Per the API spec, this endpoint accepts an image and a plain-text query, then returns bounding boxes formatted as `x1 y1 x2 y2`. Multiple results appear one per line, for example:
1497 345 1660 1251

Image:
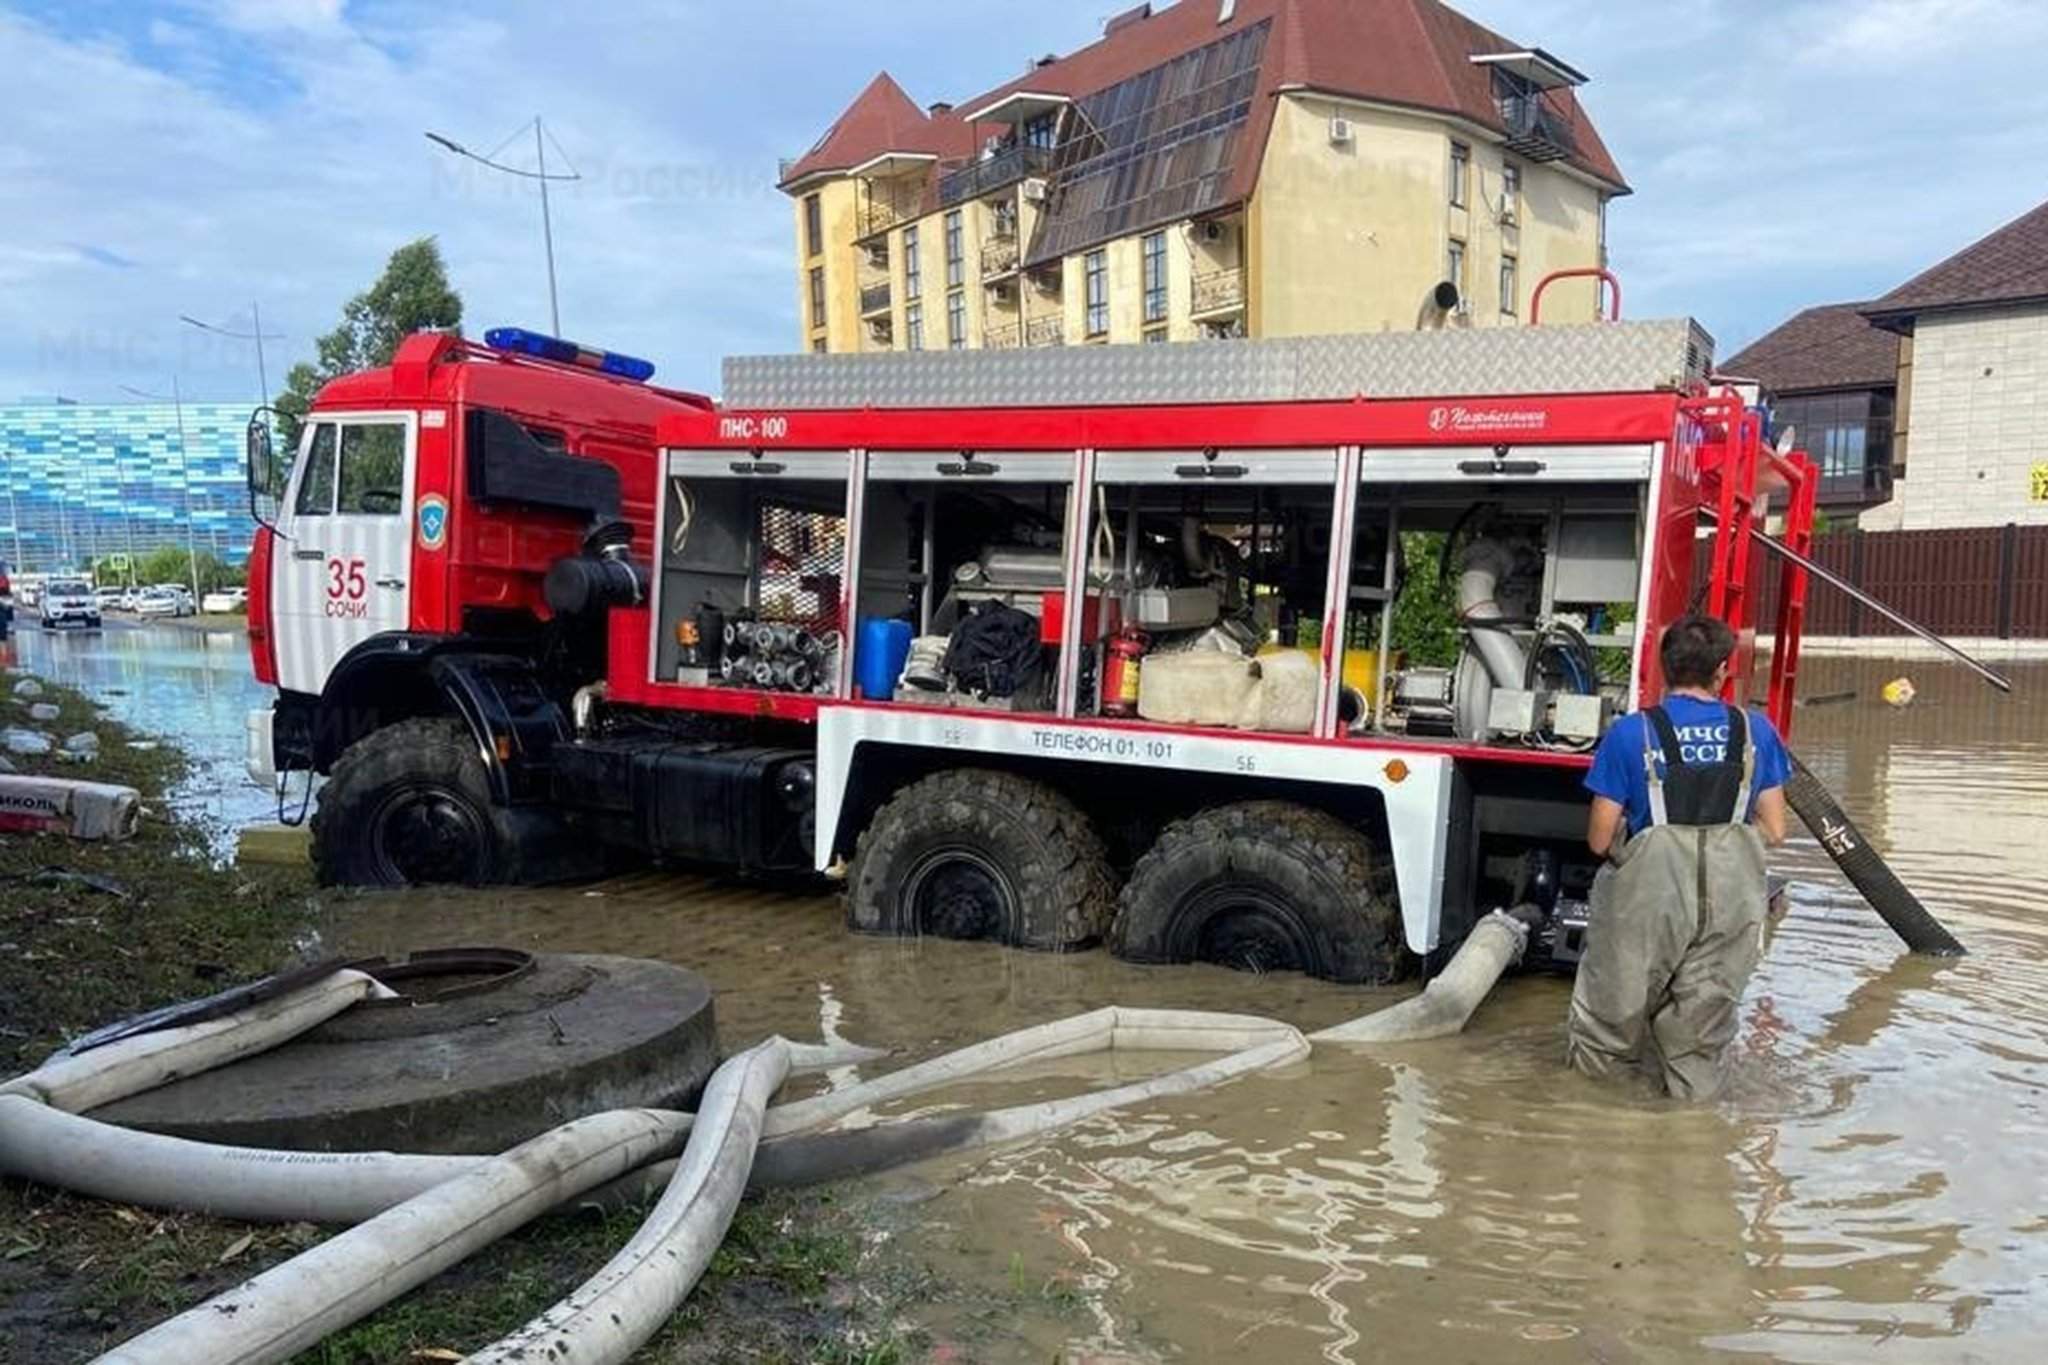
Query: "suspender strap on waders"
1640 704 1755 828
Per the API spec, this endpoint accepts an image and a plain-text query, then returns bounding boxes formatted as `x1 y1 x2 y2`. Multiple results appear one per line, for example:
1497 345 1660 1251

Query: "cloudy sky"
3 0 2044 405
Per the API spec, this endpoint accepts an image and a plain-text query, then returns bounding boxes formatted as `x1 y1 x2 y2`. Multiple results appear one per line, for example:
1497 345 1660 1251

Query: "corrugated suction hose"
1785 750 1964 956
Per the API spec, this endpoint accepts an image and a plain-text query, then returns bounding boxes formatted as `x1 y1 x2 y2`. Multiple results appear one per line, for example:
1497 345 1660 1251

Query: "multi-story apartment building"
779 0 1626 356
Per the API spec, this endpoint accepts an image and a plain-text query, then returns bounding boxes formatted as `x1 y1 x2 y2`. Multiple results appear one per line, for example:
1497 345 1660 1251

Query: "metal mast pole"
536 117 561 334
252 301 271 404
173 376 200 602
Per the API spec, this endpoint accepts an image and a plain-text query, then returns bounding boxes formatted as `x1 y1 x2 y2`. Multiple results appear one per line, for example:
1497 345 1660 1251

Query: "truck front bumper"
245 706 277 787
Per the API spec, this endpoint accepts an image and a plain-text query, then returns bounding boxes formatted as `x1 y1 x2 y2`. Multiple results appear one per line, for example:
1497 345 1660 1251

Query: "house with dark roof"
1861 200 2048 531
1733 199 2048 531
1723 303 1900 517
780 0 1626 355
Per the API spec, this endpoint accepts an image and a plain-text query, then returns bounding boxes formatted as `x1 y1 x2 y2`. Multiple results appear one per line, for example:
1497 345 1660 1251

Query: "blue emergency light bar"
483 327 656 383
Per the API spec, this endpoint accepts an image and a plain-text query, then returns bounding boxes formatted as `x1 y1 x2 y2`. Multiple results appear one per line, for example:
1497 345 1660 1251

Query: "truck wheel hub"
370 783 488 884
904 847 1016 940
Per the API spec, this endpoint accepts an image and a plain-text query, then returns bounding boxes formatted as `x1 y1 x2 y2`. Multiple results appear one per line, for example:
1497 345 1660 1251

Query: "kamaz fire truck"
244 288 1818 984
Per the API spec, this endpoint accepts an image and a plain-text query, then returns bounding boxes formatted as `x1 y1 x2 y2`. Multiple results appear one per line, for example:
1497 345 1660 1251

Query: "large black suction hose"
1784 750 1965 956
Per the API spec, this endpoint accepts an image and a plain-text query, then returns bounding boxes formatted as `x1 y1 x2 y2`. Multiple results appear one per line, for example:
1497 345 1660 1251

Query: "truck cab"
244 328 711 881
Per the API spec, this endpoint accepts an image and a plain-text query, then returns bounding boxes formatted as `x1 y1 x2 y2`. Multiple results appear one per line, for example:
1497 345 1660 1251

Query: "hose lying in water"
1784 750 1965 956
1311 911 1530 1044
7 930 1523 1365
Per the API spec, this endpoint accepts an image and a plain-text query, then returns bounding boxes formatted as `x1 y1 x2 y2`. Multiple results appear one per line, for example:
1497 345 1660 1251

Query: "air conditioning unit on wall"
1022 179 1048 203
1328 116 1354 146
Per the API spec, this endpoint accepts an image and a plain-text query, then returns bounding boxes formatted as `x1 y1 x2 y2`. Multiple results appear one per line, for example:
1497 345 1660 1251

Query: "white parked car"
95 586 126 612
201 588 248 614
40 580 102 629
135 587 195 619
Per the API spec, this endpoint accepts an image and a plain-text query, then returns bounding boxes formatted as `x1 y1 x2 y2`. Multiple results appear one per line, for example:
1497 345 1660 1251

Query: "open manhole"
91 950 718 1155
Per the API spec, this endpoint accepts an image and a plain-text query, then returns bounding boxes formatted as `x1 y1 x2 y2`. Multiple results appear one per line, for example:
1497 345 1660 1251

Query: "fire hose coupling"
719 615 833 694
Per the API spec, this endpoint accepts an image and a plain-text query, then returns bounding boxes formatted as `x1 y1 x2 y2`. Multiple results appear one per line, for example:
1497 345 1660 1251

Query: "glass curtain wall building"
0 399 250 573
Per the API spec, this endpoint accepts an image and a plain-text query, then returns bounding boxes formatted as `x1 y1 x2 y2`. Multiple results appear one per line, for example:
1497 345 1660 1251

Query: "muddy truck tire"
1785 751 1965 956
312 717 588 887
1110 800 1409 985
846 768 1116 951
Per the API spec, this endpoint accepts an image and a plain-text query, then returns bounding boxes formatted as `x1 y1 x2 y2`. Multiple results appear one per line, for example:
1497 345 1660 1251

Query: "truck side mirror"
246 408 283 529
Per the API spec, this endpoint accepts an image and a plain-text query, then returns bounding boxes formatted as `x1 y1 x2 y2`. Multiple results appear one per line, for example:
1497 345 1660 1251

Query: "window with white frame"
1085 249 1108 336
1142 231 1167 324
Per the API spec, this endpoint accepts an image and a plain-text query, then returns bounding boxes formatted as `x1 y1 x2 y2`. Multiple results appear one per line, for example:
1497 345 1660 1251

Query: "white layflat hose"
0 1097 479 1224
94 1108 692 1365
1312 912 1529 1044
467 1037 792 1364
18 934 1521 1365
0 968 391 1113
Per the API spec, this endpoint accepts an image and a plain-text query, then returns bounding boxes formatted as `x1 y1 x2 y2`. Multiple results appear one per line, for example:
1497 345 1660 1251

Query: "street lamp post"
424 117 581 333
119 380 203 604
180 305 282 407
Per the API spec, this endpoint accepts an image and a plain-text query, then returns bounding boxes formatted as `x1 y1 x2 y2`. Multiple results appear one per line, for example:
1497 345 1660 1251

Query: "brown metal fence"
1699 524 2048 639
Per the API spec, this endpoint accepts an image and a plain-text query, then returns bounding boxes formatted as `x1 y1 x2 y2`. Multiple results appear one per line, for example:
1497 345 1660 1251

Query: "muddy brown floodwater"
331 656 2048 1363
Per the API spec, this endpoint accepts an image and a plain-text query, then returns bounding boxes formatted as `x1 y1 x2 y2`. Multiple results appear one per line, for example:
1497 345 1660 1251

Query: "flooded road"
3 621 274 836
38 629 2042 1361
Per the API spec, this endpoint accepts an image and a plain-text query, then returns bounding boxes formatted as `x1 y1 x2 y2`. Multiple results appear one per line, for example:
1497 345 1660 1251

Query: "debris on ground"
26 703 60 722
60 733 101 762
11 678 44 698
0 868 133 899
1882 676 1918 708
4 729 53 757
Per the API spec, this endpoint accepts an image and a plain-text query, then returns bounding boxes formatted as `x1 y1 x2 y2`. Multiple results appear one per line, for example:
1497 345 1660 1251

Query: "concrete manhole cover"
91 950 718 1155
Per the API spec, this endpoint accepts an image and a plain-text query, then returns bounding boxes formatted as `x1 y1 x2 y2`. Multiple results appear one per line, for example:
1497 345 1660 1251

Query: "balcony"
981 235 1019 278
859 282 892 317
939 145 1056 207
1190 266 1245 319
984 321 1022 350
1497 92 1577 163
1818 462 1895 509
1025 315 1064 348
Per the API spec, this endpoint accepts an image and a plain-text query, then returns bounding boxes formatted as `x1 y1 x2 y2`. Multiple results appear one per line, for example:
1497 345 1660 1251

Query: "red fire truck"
245 298 1816 983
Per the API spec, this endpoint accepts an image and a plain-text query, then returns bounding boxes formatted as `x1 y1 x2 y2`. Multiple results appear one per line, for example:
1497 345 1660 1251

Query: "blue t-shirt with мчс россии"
1584 694 1790 835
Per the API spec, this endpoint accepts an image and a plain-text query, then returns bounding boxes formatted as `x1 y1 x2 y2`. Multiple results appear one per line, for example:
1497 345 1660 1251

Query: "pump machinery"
240 282 1823 986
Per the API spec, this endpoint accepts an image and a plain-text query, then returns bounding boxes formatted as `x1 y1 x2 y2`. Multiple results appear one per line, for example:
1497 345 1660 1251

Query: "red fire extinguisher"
1101 627 1149 717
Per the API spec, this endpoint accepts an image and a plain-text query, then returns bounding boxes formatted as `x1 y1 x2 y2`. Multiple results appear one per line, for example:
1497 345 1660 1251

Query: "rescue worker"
1567 612 1789 1100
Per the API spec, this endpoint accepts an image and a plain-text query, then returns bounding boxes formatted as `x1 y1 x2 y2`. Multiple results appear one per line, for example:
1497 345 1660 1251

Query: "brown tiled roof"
1863 199 2048 332
780 73 969 187
1723 303 1899 394
780 0 1627 197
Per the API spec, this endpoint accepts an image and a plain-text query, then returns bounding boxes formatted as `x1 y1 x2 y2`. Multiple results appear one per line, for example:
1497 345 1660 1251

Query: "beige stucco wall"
791 178 866 352
1884 305 2048 529
1249 94 1607 336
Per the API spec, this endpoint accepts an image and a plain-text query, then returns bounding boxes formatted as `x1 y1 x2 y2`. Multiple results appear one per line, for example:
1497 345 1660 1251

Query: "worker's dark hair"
1660 613 1737 687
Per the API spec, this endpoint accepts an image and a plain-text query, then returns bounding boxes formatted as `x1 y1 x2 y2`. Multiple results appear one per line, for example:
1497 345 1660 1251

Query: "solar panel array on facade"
1026 18 1271 266
0 400 249 572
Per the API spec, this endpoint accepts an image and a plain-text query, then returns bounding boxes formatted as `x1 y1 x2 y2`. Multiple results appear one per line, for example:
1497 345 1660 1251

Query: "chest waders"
1566 705 1769 1100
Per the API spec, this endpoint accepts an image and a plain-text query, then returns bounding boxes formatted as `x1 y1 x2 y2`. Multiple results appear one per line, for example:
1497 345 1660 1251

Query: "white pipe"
93 1108 691 1365
0 969 391 1113
1457 540 1527 692
1313 912 1528 1044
